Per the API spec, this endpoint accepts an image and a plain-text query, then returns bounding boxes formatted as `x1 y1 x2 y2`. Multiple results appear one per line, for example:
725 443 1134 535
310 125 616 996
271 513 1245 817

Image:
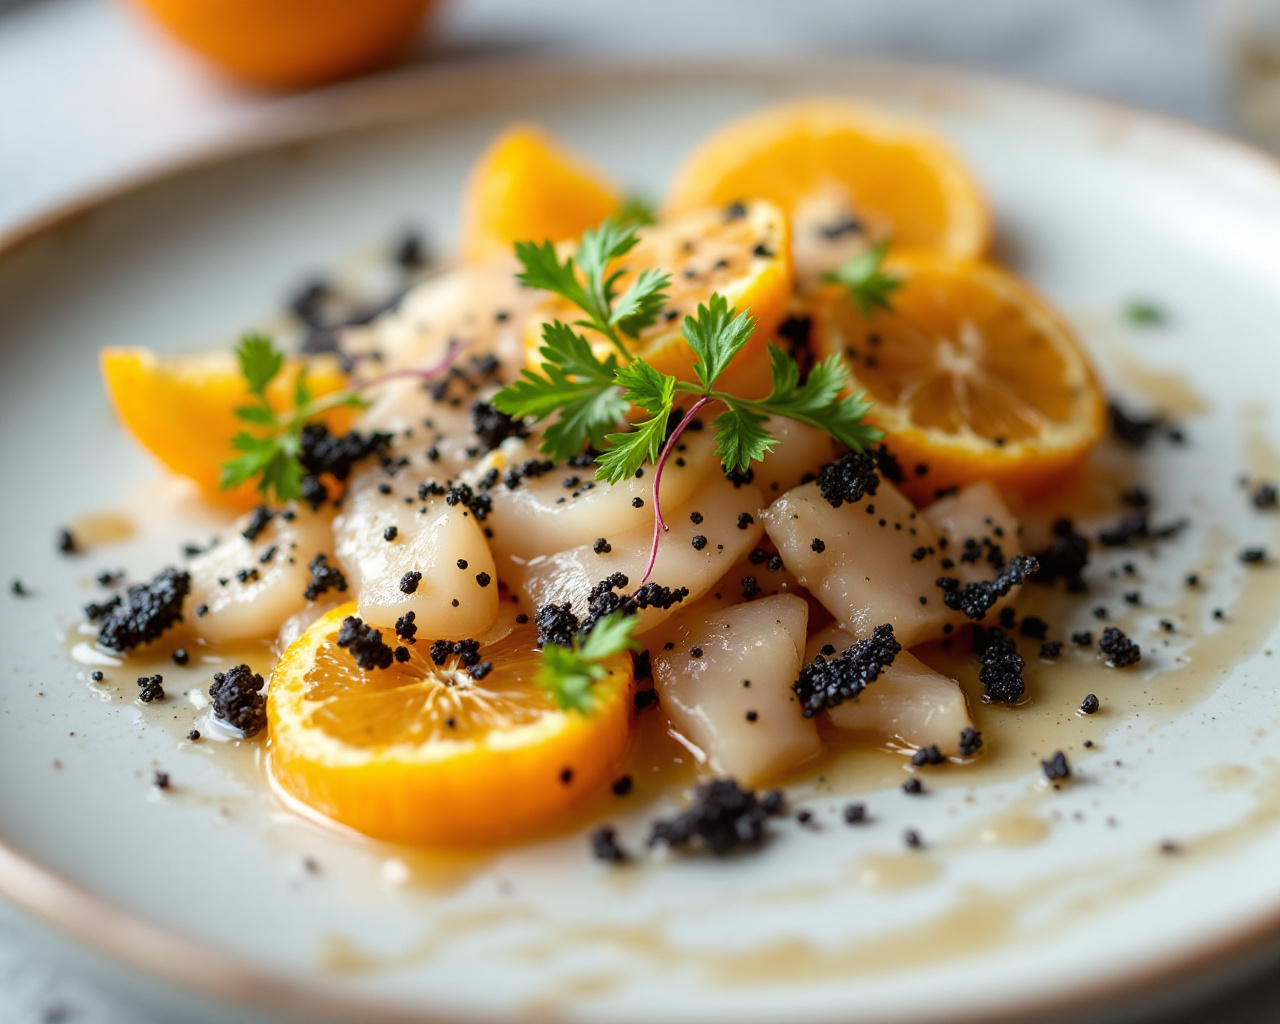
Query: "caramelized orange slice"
100 347 353 508
267 603 634 846
813 255 1105 503
460 124 621 265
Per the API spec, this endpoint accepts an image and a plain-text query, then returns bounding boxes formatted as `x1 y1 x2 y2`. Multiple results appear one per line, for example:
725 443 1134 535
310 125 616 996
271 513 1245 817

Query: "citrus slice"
524 199 792 397
267 603 634 846
812 255 1105 503
460 124 621 265
665 99 991 276
100 346 353 508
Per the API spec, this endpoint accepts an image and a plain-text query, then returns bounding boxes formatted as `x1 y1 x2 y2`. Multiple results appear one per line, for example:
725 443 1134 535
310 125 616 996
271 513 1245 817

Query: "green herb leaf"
616 194 658 228
1124 299 1167 326
233 404 280 427
682 294 758 390
613 357 674 416
235 333 285 399
825 240 902 316
536 612 639 714
711 403 776 473
611 266 671 338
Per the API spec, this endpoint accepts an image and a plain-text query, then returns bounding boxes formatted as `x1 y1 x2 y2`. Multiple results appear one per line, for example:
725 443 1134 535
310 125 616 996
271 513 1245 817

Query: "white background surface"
1 1 1278 1022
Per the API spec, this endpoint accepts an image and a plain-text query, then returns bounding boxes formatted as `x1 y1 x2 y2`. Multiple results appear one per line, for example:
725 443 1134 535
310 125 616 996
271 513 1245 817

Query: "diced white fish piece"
355 378 474 472
654 594 819 784
755 416 838 496
512 472 766 636
763 474 956 646
188 507 334 644
789 187 877 291
344 260 536 371
485 429 719 564
923 482 1022 585
333 467 498 637
804 624 974 755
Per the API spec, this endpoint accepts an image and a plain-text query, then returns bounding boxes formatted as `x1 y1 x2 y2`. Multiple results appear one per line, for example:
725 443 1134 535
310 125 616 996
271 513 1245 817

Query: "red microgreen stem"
354 338 469 392
641 394 711 584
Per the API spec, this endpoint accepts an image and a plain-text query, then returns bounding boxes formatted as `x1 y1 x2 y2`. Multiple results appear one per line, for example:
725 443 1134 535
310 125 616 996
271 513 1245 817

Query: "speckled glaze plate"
4 58 1280 1024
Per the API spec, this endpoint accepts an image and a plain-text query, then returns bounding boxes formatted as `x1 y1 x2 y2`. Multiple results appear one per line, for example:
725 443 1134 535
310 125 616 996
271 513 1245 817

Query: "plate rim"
5 53 1280 1024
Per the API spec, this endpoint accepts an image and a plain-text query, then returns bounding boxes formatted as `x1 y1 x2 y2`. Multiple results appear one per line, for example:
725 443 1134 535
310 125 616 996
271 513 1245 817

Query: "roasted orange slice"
100 346 353 508
665 99 991 276
524 200 792 397
460 124 621 265
267 603 634 846
812 255 1105 503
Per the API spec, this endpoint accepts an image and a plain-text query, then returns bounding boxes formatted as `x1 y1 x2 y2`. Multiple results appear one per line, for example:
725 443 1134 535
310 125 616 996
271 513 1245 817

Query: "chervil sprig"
536 612 639 713
825 239 902 316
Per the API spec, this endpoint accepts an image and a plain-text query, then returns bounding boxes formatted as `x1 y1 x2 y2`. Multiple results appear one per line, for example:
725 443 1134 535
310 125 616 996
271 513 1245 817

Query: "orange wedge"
267 603 635 846
524 200 792 397
812 255 1106 504
101 347 353 508
665 99 991 265
460 124 621 265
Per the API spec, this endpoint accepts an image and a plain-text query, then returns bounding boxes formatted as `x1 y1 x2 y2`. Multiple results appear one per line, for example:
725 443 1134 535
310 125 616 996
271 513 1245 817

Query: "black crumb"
842 803 867 824
336 617 395 671
171 648 189 666
1098 626 1141 668
304 553 349 602
136 675 164 703
1039 641 1063 659
57 528 78 554
903 778 924 795
1080 693 1100 715
612 775 633 797
973 626 1025 703
792 623 900 717
1251 483 1278 510
911 745 945 767
936 555 1038 621
1042 750 1071 781
591 826 628 863
187 729 200 741
904 829 923 849
210 664 267 735
1240 547 1268 565
399 570 422 594
647 778 783 855
959 727 983 756
153 770 170 790
815 450 880 508
91 567 191 652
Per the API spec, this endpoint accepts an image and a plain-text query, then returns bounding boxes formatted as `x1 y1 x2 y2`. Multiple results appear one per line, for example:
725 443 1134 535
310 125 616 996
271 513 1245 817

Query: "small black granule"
590 826 628 863
689 646 703 658
935 554 1038 621
792 623 900 717
475 572 492 588
210 664 267 734
767 555 784 572
843 803 867 824
394 229 428 269
1040 641 1063 659
428 638 482 668
136 675 165 703
633 688 659 712
515 612 528 624
1240 547 1268 565
1252 483 1278 510
57 528 78 554
612 775 633 797
740 576 760 599
689 511 704 525
903 778 924 795
810 537 826 553
399 571 422 595
187 729 200 741
904 829 923 849
90 671 104 682
241 504 276 542
394 646 411 663
1029 518 1089 590
304 553 349 602
815 450 880 509
1042 750 1071 781
691 535 708 551
395 611 417 644
383 526 398 542
94 567 191 652
469 400 528 454
592 538 612 555
911 745 944 767
958 727 983 756
236 567 260 584
171 648 189 667
1080 693 1100 714
444 482 493 522
795 808 813 825
1098 626 1141 668
336 617 395 671
737 512 754 530
1108 402 1162 448
535 602 580 648
10 579 27 597
1020 616 1049 640
468 660 493 680
297 423 392 484
999 606 1017 629
647 778 784 856
153 771 170 790
1072 631 1094 647
632 648 653 682
1120 487 1150 509
632 497 644 508
973 626 1025 703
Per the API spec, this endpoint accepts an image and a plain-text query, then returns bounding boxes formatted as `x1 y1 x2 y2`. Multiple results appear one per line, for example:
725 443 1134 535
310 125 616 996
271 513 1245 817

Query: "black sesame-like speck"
958 727 983 756
187 729 200 741
171 648 189 666
383 526 398 542
1240 547 1268 564
690 646 703 658
612 775 633 797
1080 694 1100 715
691 535 708 551
903 778 924 795
904 829 923 849
843 803 867 824
1042 751 1071 781
1040 641 1063 659
57 528 78 554
737 512 754 530
90 670 104 682
973 626 1025 703
399 571 422 594
476 572 492 588
911 745 944 767
632 497 644 508
593 538 612 555
810 537 826 554
689 511 704 525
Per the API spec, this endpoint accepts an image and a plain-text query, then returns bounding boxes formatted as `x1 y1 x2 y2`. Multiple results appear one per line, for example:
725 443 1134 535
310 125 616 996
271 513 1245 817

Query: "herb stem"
354 338 469 394
641 394 711 584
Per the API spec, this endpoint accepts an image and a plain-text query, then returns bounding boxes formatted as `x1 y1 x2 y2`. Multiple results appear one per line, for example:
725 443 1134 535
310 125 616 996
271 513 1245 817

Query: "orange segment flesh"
524 200 792 397
812 256 1106 503
460 124 621 265
665 99 991 262
100 347 353 509
267 603 634 846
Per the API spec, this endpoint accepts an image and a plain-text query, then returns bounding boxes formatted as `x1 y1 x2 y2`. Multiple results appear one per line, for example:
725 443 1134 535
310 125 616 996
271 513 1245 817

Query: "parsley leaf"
536 612 639 713
683 293 757 389
236 332 285 398
617 194 658 228
825 240 902 316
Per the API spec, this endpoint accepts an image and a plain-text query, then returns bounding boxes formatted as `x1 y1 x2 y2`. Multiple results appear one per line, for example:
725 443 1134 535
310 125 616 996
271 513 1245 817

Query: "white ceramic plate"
5 59 1280 1024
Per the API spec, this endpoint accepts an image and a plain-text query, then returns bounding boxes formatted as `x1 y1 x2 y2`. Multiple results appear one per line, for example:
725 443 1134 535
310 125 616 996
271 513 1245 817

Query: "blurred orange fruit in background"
128 0 433 89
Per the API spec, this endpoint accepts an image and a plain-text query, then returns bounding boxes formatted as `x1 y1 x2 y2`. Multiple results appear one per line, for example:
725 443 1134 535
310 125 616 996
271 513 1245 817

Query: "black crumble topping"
136 675 165 703
1020 616 1049 640
298 423 392 486
399 571 422 594
1097 510 1186 548
241 505 276 542
958 727 983 756
592 538 612 555
445 482 493 521
336 616 396 671
57 528 78 554
469 399 528 454
792 623 900 718
590 826 628 863
815 450 880 509
1108 402 1162 448
1042 750 1072 781
1040 641 1063 659
1072 630 1094 646
973 626 1025 703
92 567 191 652
503 457 556 490
935 554 1038 621
1098 626 1141 668
736 512 755 530
843 803 867 824
395 611 417 644
903 778 924 795
1240 546 1268 565
304 553 349 602
1080 693 1100 714
647 778 784 856
428 638 482 668
171 648 189 666
911 745 945 767
383 526 398 542
209 664 267 735
1029 518 1090 590
1251 483 1278 510
475 571 492 588
873 444 905 485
